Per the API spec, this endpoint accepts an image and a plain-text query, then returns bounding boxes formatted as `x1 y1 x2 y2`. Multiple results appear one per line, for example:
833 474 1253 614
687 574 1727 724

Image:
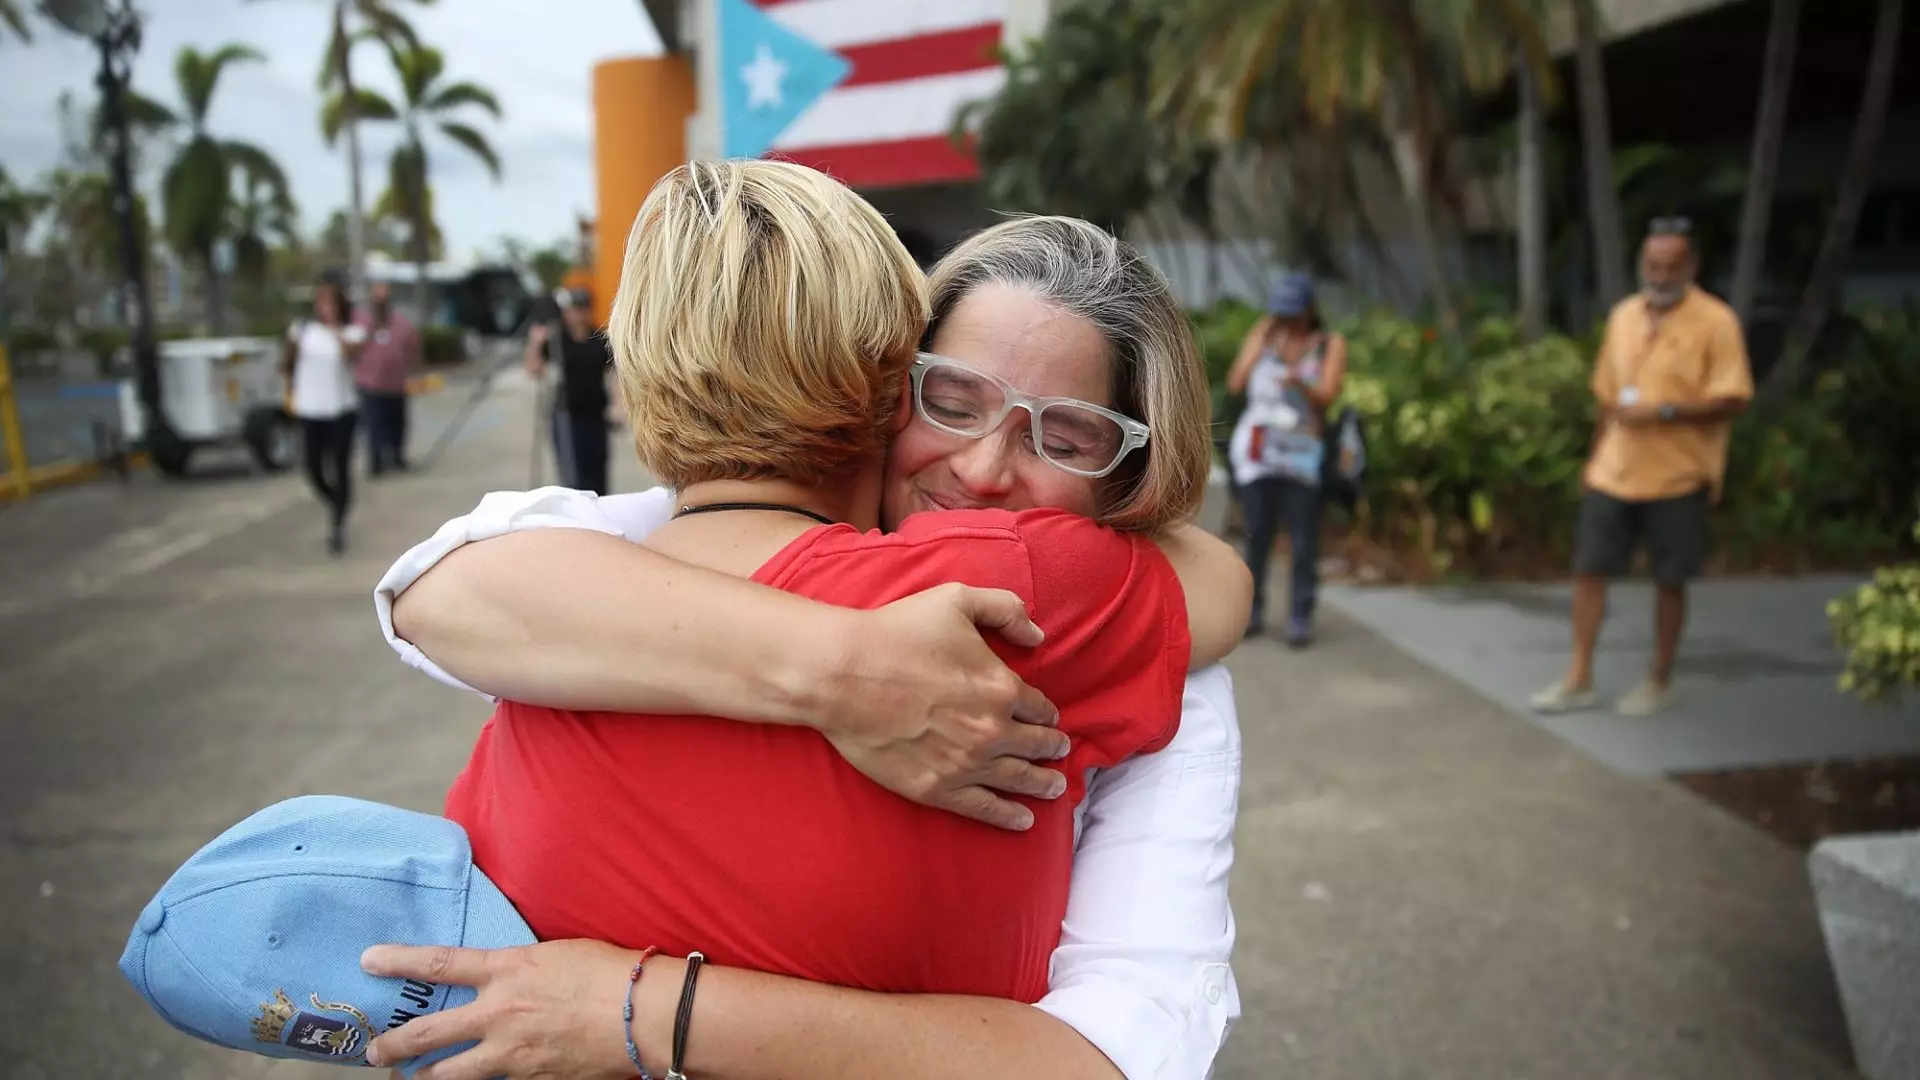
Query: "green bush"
1335 313 1597 572
1187 299 1262 455
2 325 57 354
422 326 466 366
1189 301 1918 579
1829 526 1920 704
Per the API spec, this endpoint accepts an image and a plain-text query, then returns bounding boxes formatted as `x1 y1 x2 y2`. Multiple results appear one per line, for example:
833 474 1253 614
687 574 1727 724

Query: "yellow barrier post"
0 341 31 501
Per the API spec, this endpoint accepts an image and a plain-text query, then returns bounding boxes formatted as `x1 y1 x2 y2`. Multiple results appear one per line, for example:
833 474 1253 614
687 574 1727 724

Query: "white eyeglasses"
909 353 1151 478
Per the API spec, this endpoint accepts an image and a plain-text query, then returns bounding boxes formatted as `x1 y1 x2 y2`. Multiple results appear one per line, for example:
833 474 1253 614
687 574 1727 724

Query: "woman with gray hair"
365 215 1247 1079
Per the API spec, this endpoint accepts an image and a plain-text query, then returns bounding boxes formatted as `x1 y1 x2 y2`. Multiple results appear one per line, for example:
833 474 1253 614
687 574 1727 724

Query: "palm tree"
331 40 500 327
1515 53 1549 341
1729 0 1802 325
254 0 431 305
1157 0 1553 328
1571 0 1627 309
0 0 30 42
1763 0 1905 404
0 167 48 334
36 167 140 334
227 156 299 322
146 43 292 333
0 167 48 261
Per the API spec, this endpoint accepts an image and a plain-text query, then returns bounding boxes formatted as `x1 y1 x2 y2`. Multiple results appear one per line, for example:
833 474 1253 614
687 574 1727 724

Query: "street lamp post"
42 0 180 462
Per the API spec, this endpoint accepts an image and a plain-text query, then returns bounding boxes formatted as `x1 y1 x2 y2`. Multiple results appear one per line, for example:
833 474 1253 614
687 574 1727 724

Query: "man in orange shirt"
1532 219 1754 716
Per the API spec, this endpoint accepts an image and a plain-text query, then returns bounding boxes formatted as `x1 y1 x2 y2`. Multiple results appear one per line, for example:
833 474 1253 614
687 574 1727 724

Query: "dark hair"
1646 217 1697 254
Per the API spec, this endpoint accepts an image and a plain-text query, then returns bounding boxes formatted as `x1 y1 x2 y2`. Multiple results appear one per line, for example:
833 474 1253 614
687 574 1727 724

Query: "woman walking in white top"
1226 273 1347 648
282 277 367 554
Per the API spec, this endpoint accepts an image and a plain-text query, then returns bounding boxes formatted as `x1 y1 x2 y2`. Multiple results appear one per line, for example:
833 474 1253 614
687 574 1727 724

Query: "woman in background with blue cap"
1226 272 1347 647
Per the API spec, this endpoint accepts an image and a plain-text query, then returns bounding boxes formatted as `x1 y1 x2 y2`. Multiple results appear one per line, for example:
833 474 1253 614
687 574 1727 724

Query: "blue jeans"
551 410 610 496
1240 476 1321 624
358 389 408 473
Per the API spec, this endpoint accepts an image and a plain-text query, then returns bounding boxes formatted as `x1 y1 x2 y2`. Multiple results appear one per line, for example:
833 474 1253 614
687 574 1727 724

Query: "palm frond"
319 88 400 144
438 122 502 180
117 89 182 133
383 41 445 107
426 81 502 118
222 141 293 204
0 0 32 41
176 43 266 125
357 3 422 53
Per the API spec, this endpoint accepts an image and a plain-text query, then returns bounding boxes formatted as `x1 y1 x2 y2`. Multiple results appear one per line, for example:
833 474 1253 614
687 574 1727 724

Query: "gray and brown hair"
925 216 1211 532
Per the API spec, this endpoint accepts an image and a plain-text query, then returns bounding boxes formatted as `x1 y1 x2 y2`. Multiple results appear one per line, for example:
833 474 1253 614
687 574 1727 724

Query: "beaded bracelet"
624 946 661 1079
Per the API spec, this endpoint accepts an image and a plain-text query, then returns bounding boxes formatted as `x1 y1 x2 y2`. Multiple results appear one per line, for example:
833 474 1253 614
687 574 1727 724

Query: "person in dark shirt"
525 287 615 494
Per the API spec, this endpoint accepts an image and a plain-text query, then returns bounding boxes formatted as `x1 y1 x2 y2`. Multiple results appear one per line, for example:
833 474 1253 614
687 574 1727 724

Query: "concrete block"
1199 463 1233 538
1809 830 1920 1080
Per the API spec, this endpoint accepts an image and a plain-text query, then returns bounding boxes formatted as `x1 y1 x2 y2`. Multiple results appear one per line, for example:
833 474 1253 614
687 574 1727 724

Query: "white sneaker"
1615 679 1672 717
1529 681 1599 714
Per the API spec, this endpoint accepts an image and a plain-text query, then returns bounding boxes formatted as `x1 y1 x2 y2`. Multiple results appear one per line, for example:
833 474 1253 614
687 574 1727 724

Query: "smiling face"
883 282 1114 526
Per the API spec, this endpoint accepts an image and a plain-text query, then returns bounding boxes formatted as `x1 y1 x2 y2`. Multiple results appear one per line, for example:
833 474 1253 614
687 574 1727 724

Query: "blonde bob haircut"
609 159 927 489
926 216 1211 533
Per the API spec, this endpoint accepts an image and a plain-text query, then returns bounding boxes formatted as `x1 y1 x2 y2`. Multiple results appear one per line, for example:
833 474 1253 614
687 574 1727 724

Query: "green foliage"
1189 300 1920 578
0 165 49 258
1186 298 1262 451
960 0 1170 233
3 325 56 354
1829 530 1920 704
421 325 465 366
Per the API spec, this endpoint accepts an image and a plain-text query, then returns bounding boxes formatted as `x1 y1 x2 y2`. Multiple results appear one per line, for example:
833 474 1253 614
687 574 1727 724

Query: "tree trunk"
1516 49 1549 342
1763 0 1904 405
1388 128 1457 329
1572 0 1628 309
1730 0 1802 326
204 253 228 336
335 4 369 307
414 149 433 331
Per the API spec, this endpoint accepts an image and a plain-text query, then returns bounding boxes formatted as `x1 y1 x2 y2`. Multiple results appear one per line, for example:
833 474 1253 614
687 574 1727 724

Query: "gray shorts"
1572 488 1710 585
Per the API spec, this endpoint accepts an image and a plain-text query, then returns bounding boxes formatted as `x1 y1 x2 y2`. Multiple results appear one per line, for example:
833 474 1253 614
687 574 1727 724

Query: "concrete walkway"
0 372 1858 1079
1324 580 1920 776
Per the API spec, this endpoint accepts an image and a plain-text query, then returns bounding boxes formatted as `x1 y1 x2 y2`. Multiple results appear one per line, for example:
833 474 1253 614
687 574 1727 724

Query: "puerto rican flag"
753 0 1007 188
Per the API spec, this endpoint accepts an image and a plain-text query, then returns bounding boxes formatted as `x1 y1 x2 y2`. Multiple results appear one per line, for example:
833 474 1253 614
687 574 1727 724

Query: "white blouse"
286 321 366 419
373 487 1243 1079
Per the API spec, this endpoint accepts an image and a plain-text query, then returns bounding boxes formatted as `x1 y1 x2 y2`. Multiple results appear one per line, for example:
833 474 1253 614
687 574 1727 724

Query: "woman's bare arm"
395 529 848 722
397 527 1067 830
1152 524 1254 666
1223 316 1272 395
1306 332 1348 409
394 515 1245 708
362 942 1122 1080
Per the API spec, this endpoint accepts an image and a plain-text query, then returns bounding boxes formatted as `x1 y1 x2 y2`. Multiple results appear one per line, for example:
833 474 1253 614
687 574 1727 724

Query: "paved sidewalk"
0 373 1858 1078
1213 616 1853 1078
1324 580 1920 775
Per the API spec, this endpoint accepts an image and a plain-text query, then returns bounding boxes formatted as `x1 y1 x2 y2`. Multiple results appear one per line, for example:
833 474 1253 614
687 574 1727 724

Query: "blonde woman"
366 211 1248 1079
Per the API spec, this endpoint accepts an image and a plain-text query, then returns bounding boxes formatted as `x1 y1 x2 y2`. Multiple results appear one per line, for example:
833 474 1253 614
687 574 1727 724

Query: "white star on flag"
741 43 788 111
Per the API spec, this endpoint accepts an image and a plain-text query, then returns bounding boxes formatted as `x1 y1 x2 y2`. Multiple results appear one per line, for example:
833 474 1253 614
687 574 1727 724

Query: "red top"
445 508 1190 1002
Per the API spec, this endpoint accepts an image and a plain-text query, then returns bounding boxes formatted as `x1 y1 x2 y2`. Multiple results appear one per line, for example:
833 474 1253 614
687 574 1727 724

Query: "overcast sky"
0 0 664 260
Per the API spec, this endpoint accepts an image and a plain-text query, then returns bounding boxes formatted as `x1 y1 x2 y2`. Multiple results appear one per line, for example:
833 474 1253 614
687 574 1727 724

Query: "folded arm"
384 490 1247 713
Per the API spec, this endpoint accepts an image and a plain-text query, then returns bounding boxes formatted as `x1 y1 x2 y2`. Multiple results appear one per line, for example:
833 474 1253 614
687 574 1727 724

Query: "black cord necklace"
674 500 837 527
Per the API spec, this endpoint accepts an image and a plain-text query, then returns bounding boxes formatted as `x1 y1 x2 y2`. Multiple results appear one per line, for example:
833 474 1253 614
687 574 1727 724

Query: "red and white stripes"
754 0 1007 188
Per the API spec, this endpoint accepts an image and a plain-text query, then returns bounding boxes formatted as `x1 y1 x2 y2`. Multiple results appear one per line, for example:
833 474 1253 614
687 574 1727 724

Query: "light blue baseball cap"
120 795 534 1074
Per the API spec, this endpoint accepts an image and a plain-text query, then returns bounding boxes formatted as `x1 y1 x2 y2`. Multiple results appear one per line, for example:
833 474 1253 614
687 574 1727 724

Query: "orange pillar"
592 56 696 328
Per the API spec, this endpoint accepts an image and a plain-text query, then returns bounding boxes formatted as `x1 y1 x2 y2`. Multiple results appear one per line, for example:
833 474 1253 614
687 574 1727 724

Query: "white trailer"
118 337 297 476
